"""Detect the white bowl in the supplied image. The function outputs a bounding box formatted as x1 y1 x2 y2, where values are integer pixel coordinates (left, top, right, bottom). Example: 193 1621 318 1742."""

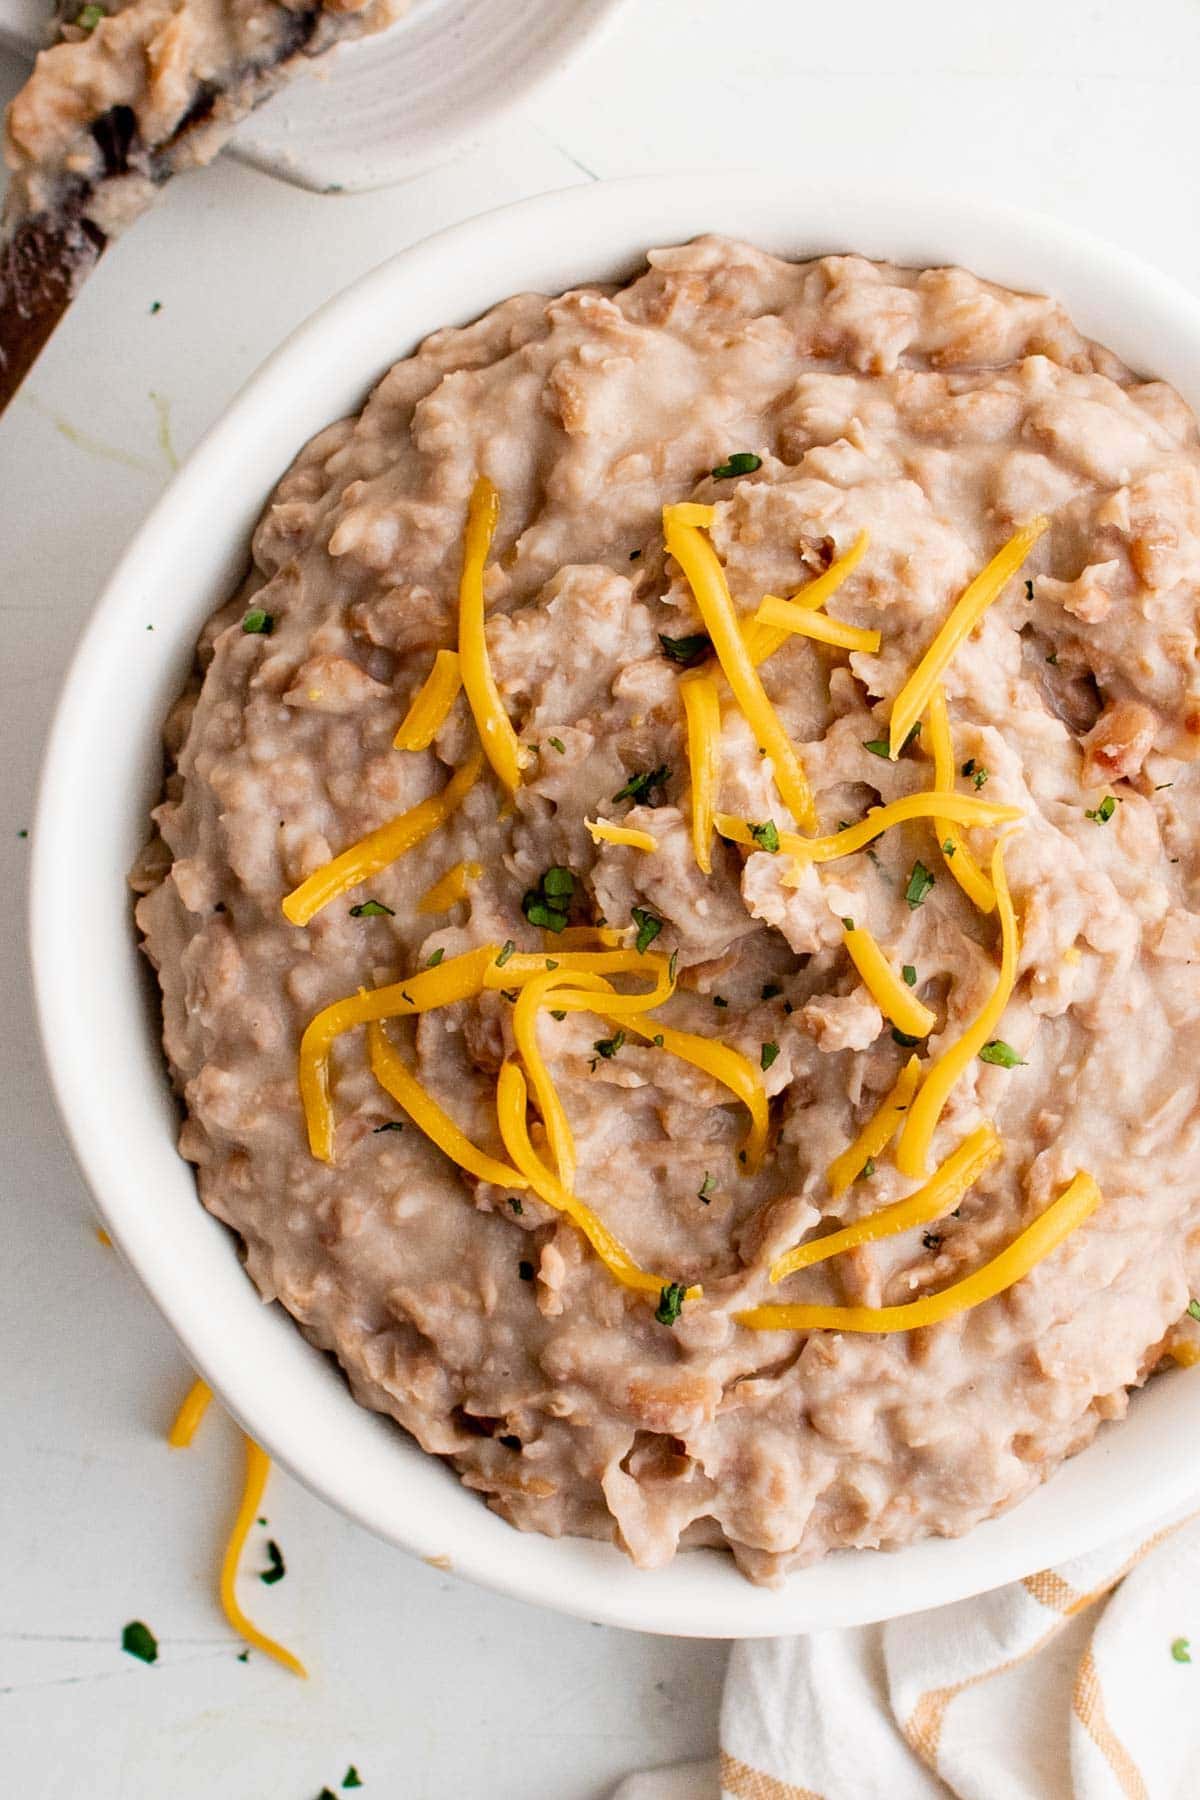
31 175 1200 1638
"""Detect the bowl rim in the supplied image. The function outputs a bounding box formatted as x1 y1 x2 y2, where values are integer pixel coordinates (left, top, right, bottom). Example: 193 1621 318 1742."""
30 172 1200 1638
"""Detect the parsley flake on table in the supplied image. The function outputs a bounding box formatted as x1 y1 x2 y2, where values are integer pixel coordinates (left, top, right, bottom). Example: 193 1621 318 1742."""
260 1540 286 1585
905 861 934 909
711 451 761 479
631 906 663 954
343 1767 364 1788
655 1282 687 1326
979 1040 1025 1068
121 1620 158 1664
1172 1637 1192 1664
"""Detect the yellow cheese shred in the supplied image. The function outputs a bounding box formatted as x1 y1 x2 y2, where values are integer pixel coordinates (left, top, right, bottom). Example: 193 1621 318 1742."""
393 649 463 751
664 507 816 829
481 947 674 1001
166 1380 305 1677
1171 1341 1200 1368
512 970 587 1188
610 1013 769 1173
458 475 526 794
742 529 870 667
926 685 996 913
680 671 721 874
496 1060 696 1300
221 1437 308 1678
738 1169 1101 1335
586 817 659 853
826 1056 922 1198
714 792 1021 875
299 944 498 1162
668 502 716 527
896 838 1020 1179
842 923 937 1038
418 859 483 914
282 751 484 927
770 1121 1001 1283
888 516 1049 757
752 599 881 655
167 1376 213 1448
367 1021 527 1189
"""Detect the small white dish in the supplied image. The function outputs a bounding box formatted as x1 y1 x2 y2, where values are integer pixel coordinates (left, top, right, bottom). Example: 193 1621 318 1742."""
0 0 629 193
30 175 1200 1637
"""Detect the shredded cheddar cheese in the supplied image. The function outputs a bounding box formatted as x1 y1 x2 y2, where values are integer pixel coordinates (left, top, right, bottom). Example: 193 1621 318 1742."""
896 838 1020 1179
668 502 716 527
367 1021 527 1188
738 1170 1101 1335
458 475 526 794
752 599 881 655
888 517 1049 757
481 947 674 998
680 671 721 874
927 685 997 912
167 1377 213 1448
496 1061 693 1298
842 924 937 1038
1171 1341 1200 1368
282 751 484 927
512 971 588 1188
713 791 1021 879
220 1437 308 1678
586 817 659 853
770 1122 1001 1283
418 859 482 914
664 507 816 828
611 1013 769 1172
826 1056 922 1198
393 649 463 751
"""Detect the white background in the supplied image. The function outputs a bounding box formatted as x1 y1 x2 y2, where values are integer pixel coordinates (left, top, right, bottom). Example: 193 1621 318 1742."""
2 2 1199 1794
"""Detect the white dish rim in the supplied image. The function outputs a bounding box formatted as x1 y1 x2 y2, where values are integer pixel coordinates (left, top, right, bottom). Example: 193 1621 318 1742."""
30 172 1200 1638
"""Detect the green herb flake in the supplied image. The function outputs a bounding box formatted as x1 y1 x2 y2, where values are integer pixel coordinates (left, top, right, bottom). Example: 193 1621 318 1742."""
349 899 393 918
547 736 566 754
319 1790 338 1800
961 758 976 778
592 1030 626 1060
1085 795 1117 824
841 917 855 932
902 964 917 987
372 1121 404 1134
242 609 273 635
942 838 956 857
612 764 670 806
922 1230 943 1251
979 1040 1025 1068
711 452 762 480
495 939 516 967
426 947 445 967
972 765 990 789
259 1540 286 1585
761 983 782 1000
121 1620 158 1664
543 867 574 898
76 3 105 28
863 738 890 758
892 1027 921 1047
544 958 560 970
629 549 642 561
1172 1637 1192 1664
1046 650 1059 665
1025 579 1035 601
518 1260 535 1282
1156 782 1175 792
549 1008 567 1021
149 299 162 315
631 906 663 954
655 1281 687 1326
343 1768 364 1789
1187 1299 1200 1321
760 1042 780 1071
508 1196 523 1215
902 722 921 750
237 1649 249 1662
905 861 934 909
651 1032 665 1047
859 1157 876 1180
712 995 728 1008
16 828 28 839
659 631 712 667
698 1172 716 1204
749 819 780 853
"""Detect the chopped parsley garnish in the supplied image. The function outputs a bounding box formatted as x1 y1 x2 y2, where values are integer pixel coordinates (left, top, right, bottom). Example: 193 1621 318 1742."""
942 838 956 857
922 1230 942 1251
343 1770 364 1790
260 1540 286 1585
1085 795 1117 824
655 1282 687 1326
902 964 917 987
1187 1299 1200 1321
242 609 273 635
1046 650 1059 665
1156 782 1175 791
863 738 890 758
237 1649 249 1662
749 819 780 853
711 452 762 479
549 1008 567 1021
521 867 576 932
612 764 670 806
76 3 105 28
966 762 990 789
629 549 642 561
859 1157 876 1180
1025 579 1035 601
121 1620 158 1664
545 958 559 969
841 916 855 931
659 631 712 667
698 1172 716 1204
651 1033 664 1047
592 1030 626 1060
495 939 516 966
427 947 445 967
631 906 663 954
905 861 934 909
319 1789 338 1799
892 1027 921 1047
349 899 393 917
372 1121 404 1133
518 1260 535 1282
1172 1637 1192 1664
508 1196 523 1214
149 299 162 315
547 736 566 754
712 995 728 1008
760 1042 780 1071
979 1040 1025 1067
761 983 782 1000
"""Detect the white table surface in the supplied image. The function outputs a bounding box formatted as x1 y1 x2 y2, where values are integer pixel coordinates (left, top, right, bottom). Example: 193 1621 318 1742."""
2 3 1199 1794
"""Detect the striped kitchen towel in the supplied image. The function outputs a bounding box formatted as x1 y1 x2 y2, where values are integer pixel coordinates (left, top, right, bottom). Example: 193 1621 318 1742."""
615 1504 1200 1800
